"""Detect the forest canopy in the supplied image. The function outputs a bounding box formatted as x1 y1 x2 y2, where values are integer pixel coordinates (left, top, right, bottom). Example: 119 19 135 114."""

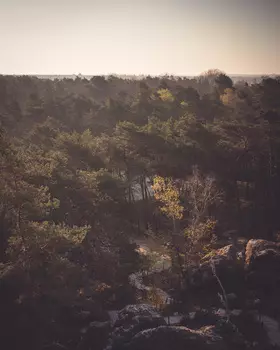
1 71 280 350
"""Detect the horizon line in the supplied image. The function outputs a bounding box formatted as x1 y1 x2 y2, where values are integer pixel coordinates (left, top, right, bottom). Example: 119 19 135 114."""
1 72 278 77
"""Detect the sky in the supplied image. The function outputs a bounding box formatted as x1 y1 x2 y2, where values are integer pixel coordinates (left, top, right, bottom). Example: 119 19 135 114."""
0 0 279 76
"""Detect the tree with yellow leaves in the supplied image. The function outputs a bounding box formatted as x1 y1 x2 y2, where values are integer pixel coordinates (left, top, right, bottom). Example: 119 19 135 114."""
157 89 175 103
151 176 184 277
220 88 237 107
152 170 221 280
151 176 183 222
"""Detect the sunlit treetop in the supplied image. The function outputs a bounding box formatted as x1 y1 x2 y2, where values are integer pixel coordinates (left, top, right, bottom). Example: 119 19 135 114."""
151 175 183 220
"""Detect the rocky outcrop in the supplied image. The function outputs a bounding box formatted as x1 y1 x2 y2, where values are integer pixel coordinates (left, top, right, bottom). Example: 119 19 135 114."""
180 308 254 349
106 304 166 350
104 304 227 349
189 244 245 297
126 325 224 350
245 239 280 312
180 309 220 329
115 304 163 326
245 239 280 286
245 239 280 265
244 239 280 345
4 239 280 350
105 305 246 350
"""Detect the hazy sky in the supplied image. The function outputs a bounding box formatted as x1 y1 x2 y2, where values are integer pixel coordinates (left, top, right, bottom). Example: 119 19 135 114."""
0 0 279 75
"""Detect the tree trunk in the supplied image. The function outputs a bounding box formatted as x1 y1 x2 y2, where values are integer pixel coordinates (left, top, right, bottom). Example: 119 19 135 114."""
172 218 184 285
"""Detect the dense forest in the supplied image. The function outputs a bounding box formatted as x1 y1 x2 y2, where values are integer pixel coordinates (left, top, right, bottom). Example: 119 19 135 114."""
1 70 280 350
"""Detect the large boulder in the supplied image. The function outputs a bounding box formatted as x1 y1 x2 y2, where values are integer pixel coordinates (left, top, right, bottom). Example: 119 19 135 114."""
189 245 245 296
106 304 166 350
115 304 164 328
245 239 280 317
245 239 280 285
180 309 220 329
180 309 253 349
125 325 225 350
180 308 273 349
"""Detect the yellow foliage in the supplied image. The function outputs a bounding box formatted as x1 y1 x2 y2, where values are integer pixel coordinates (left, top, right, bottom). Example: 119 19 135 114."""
157 89 175 103
95 283 111 293
151 176 183 220
220 88 237 107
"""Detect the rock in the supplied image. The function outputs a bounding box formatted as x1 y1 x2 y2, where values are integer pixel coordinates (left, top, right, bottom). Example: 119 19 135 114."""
164 315 183 325
245 240 280 286
108 310 119 326
189 245 244 296
245 239 280 316
78 321 111 350
115 304 163 327
181 308 269 349
189 312 196 320
245 239 280 267
126 325 225 350
180 309 220 330
106 304 166 350
129 272 146 291
214 318 246 349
